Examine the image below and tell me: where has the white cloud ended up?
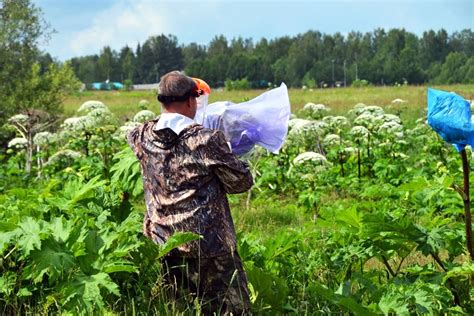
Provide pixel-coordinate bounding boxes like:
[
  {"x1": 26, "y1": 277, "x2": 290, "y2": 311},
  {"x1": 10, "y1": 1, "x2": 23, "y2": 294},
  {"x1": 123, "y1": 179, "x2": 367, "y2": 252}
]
[{"x1": 69, "y1": 0, "x2": 170, "y2": 56}]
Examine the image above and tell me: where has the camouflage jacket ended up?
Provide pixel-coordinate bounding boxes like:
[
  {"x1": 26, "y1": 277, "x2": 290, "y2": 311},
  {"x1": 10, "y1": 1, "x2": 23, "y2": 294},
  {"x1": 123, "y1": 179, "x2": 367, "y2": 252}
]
[{"x1": 128, "y1": 118, "x2": 253, "y2": 257}]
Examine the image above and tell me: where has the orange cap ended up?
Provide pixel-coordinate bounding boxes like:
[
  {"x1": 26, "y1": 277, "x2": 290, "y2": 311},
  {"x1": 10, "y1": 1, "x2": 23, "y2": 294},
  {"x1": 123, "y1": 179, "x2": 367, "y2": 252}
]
[{"x1": 193, "y1": 78, "x2": 211, "y2": 95}]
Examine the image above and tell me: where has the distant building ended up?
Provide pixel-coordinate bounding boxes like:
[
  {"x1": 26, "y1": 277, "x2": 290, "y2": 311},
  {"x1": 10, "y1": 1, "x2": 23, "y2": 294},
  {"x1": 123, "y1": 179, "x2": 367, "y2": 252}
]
[
  {"x1": 133, "y1": 83, "x2": 159, "y2": 91},
  {"x1": 90, "y1": 81, "x2": 124, "y2": 90}
]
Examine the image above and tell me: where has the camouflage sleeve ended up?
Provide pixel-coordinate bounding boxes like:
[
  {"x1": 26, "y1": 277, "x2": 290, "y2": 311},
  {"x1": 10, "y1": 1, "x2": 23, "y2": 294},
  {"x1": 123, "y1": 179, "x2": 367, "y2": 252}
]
[
  {"x1": 205, "y1": 130, "x2": 253, "y2": 194},
  {"x1": 127, "y1": 125, "x2": 143, "y2": 161}
]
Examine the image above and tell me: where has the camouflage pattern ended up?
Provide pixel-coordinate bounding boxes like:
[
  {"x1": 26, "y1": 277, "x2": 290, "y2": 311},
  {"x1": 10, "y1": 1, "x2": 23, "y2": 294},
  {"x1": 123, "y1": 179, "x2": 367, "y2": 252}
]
[
  {"x1": 127, "y1": 117, "x2": 253, "y2": 257},
  {"x1": 162, "y1": 251, "x2": 251, "y2": 315}
]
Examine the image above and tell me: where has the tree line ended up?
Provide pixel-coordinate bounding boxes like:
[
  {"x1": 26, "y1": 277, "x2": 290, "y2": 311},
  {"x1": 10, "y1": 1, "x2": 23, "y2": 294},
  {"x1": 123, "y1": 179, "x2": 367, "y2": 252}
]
[{"x1": 68, "y1": 29, "x2": 474, "y2": 88}]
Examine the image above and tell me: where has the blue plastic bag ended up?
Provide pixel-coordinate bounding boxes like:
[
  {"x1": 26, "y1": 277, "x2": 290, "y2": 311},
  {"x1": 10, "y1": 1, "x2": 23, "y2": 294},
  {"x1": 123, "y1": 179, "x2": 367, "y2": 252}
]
[
  {"x1": 427, "y1": 88, "x2": 473, "y2": 152},
  {"x1": 201, "y1": 83, "x2": 291, "y2": 156}
]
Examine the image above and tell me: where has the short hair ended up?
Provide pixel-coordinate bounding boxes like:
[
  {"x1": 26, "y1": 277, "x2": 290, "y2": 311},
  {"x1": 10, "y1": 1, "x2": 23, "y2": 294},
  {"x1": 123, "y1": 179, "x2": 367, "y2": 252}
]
[{"x1": 158, "y1": 71, "x2": 196, "y2": 98}]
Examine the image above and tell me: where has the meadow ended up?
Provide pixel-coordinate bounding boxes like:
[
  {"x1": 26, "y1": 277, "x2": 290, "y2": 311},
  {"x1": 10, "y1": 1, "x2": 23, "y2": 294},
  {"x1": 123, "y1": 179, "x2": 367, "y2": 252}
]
[
  {"x1": 1, "y1": 84, "x2": 474, "y2": 314},
  {"x1": 64, "y1": 84, "x2": 474, "y2": 120}
]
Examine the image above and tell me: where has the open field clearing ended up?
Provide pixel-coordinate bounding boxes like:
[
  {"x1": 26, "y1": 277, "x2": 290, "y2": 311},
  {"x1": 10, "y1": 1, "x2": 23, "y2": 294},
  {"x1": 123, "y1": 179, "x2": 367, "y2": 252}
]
[
  {"x1": 64, "y1": 84, "x2": 474, "y2": 121},
  {"x1": 3, "y1": 84, "x2": 474, "y2": 314}
]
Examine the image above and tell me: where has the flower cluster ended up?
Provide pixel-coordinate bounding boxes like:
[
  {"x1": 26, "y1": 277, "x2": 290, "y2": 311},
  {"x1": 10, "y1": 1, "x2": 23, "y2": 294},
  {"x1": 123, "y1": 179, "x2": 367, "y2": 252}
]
[
  {"x1": 378, "y1": 121, "x2": 403, "y2": 134},
  {"x1": 46, "y1": 149, "x2": 82, "y2": 165},
  {"x1": 323, "y1": 115, "x2": 349, "y2": 129},
  {"x1": 303, "y1": 103, "x2": 330, "y2": 119},
  {"x1": 118, "y1": 121, "x2": 142, "y2": 139},
  {"x1": 33, "y1": 132, "x2": 56, "y2": 146},
  {"x1": 62, "y1": 105, "x2": 115, "y2": 132},
  {"x1": 78, "y1": 100, "x2": 107, "y2": 113},
  {"x1": 8, "y1": 137, "x2": 28, "y2": 149},
  {"x1": 133, "y1": 110, "x2": 156, "y2": 123},
  {"x1": 350, "y1": 126, "x2": 369, "y2": 139},
  {"x1": 293, "y1": 151, "x2": 328, "y2": 165},
  {"x1": 8, "y1": 114, "x2": 29, "y2": 124},
  {"x1": 62, "y1": 116, "x2": 95, "y2": 131},
  {"x1": 323, "y1": 134, "x2": 340, "y2": 147},
  {"x1": 138, "y1": 99, "x2": 150, "y2": 110}
]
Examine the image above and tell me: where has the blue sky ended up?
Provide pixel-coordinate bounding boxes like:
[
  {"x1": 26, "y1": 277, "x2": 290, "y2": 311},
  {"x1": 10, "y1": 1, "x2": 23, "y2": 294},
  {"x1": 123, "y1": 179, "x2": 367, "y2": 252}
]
[{"x1": 34, "y1": 0, "x2": 473, "y2": 61}]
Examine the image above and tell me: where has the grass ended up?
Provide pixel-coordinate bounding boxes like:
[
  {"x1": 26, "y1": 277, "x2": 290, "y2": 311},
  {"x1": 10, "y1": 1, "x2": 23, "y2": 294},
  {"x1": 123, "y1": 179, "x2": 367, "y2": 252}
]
[
  {"x1": 63, "y1": 84, "x2": 474, "y2": 122},
  {"x1": 231, "y1": 194, "x2": 308, "y2": 240}
]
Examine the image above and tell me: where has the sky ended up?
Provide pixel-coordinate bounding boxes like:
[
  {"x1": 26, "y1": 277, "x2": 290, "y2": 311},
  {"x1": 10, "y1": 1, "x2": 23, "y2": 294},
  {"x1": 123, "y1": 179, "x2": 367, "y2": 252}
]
[{"x1": 34, "y1": 0, "x2": 473, "y2": 61}]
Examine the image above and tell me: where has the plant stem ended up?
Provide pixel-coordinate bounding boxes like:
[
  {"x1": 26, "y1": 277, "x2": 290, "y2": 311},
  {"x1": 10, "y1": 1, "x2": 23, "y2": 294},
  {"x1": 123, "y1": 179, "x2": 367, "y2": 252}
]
[
  {"x1": 460, "y1": 149, "x2": 474, "y2": 260},
  {"x1": 381, "y1": 255, "x2": 396, "y2": 278},
  {"x1": 357, "y1": 140, "x2": 361, "y2": 179}
]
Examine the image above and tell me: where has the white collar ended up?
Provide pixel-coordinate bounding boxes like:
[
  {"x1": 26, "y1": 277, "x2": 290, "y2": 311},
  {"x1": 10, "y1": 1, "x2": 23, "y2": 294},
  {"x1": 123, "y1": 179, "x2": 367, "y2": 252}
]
[{"x1": 153, "y1": 112, "x2": 195, "y2": 135}]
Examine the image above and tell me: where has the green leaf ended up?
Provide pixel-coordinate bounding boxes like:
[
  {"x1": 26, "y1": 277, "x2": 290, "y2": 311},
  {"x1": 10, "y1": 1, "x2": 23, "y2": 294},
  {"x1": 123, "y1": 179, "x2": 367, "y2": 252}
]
[
  {"x1": 158, "y1": 232, "x2": 201, "y2": 258},
  {"x1": 48, "y1": 217, "x2": 73, "y2": 243},
  {"x1": 443, "y1": 262, "x2": 474, "y2": 283},
  {"x1": 0, "y1": 230, "x2": 17, "y2": 255},
  {"x1": 103, "y1": 260, "x2": 138, "y2": 274},
  {"x1": 309, "y1": 282, "x2": 377, "y2": 315},
  {"x1": 25, "y1": 238, "x2": 75, "y2": 283},
  {"x1": 16, "y1": 217, "x2": 45, "y2": 256},
  {"x1": 62, "y1": 272, "x2": 120, "y2": 309},
  {"x1": 17, "y1": 288, "x2": 33, "y2": 297}
]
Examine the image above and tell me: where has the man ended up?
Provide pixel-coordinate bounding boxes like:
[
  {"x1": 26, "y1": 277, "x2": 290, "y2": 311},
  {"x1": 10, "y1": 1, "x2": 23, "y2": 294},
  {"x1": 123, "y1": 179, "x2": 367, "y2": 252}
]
[{"x1": 127, "y1": 71, "x2": 253, "y2": 314}]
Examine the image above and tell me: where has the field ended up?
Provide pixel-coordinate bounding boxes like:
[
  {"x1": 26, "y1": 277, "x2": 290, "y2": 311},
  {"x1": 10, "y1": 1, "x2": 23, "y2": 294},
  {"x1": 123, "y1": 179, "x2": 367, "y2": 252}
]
[
  {"x1": 2, "y1": 84, "x2": 474, "y2": 314},
  {"x1": 64, "y1": 84, "x2": 474, "y2": 120}
]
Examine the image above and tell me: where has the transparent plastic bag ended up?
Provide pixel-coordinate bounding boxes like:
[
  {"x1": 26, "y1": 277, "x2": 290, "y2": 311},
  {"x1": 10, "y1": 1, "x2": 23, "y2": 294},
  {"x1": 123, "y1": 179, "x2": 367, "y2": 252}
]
[{"x1": 200, "y1": 83, "x2": 291, "y2": 156}]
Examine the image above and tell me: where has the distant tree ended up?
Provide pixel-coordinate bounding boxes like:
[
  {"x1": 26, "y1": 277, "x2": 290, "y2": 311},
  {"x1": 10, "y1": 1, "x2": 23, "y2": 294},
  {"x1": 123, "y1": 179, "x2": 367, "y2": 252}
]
[
  {"x1": 0, "y1": 0, "x2": 49, "y2": 125},
  {"x1": 119, "y1": 45, "x2": 135, "y2": 82},
  {"x1": 140, "y1": 34, "x2": 183, "y2": 83},
  {"x1": 98, "y1": 46, "x2": 117, "y2": 81},
  {"x1": 433, "y1": 52, "x2": 469, "y2": 84}
]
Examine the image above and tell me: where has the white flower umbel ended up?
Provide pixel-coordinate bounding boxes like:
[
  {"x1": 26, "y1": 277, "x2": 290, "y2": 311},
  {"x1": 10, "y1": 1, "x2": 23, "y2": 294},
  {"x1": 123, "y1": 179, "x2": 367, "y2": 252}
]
[
  {"x1": 293, "y1": 152, "x2": 328, "y2": 165},
  {"x1": 323, "y1": 115, "x2": 349, "y2": 128},
  {"x1": 354, "y1": 113, "x2": 383, "y2": 129},
  {"x1": 360, "y1": 105, "x2": 384, "y2": 116},
  {"x1": 78, "y1": 100, "x2": 108, "y2": 113},
  {"x1": 382, "y1": 114, "x2": 402, "y2": 124},
  {"x1": 8, "y1": 114, "x2": 29, "y2": 124},
  {"x1": 378, "y1": 121, "x2": 403, "y2": 134},
  {"x1": 350, "y1": 126, "x2": 369, "y2": 138},
  {"x1": 304, "y1": 103, "x2": 328, "y2": 112},
  {"x1": 138, "y1": 99, "x2": 150, "y2": 109},
  {"x1": 33, "y1": 132, "x2": 56, "y2": 146},
  {"x1": 88, "y1": 107, "x2": 114, "y2": 125},
  {"x1": 288, "y1": 118, "x2": 312, "y2": 130},
  {"x1": 391, "y1": 98, "x2": 407, "y2": 104},
  {"x1": 303, "y1": 103, "x2": 330, "y2": 119},
  {"x1": 323, "y1": 134, "x2": 340, "y2": 147},
  {"x1": 133, "y1": 110, "x2": 156, "y2": 123},
  {"x1": 118, "y1": 121, "x2": 142, "y2": 138},
  {"x1": 62, "y1": 116, "x2": 95, "y2": 131},
  {"x1": 8, "y1": 137, "x2": 28, "y2": 149},
  {"x1": 47, "y1": 149, "x2": 82, "y2": 165}
]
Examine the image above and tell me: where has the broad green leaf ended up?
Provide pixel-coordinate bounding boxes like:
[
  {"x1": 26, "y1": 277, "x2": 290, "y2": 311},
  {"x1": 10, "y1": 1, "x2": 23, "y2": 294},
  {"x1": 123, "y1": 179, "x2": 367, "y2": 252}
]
[
  {"x1": 16, "y1": 217, "x2": 45, "y2": 256},
  {"x1": 103, "y1": 260, "x2": 138, "y2": 274},
  {"x1": 158, "y1": 232, "x2": 201, "y2": 258},
  {"x1": 0, "y1": 230, "x2": 17, "y2": 254},
  {"x1": 48, "y1": 216, "x2": 73, "y2": 243},
  {"x1": 443, "y1": 262, "x2": 474, "y2": 283},
  {"x1": 309, "y1": 282, "x2": 377, "y2": 315},
  {"x1": 17, "y1": 288, "x2": 33, "y2": 297},
  {"x1": 26, "y1": 238, "x2": 75, "y2": 283}
]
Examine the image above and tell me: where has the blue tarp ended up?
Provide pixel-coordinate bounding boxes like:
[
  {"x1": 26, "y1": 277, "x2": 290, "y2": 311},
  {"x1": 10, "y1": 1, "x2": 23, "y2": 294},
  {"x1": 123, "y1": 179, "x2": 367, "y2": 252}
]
[
  {"x1": 427, "y1": 88, "x2": 473, "y2": 152},
  {"x1": 91, "y1": 82, "x2": 124, "y2": 90}
]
